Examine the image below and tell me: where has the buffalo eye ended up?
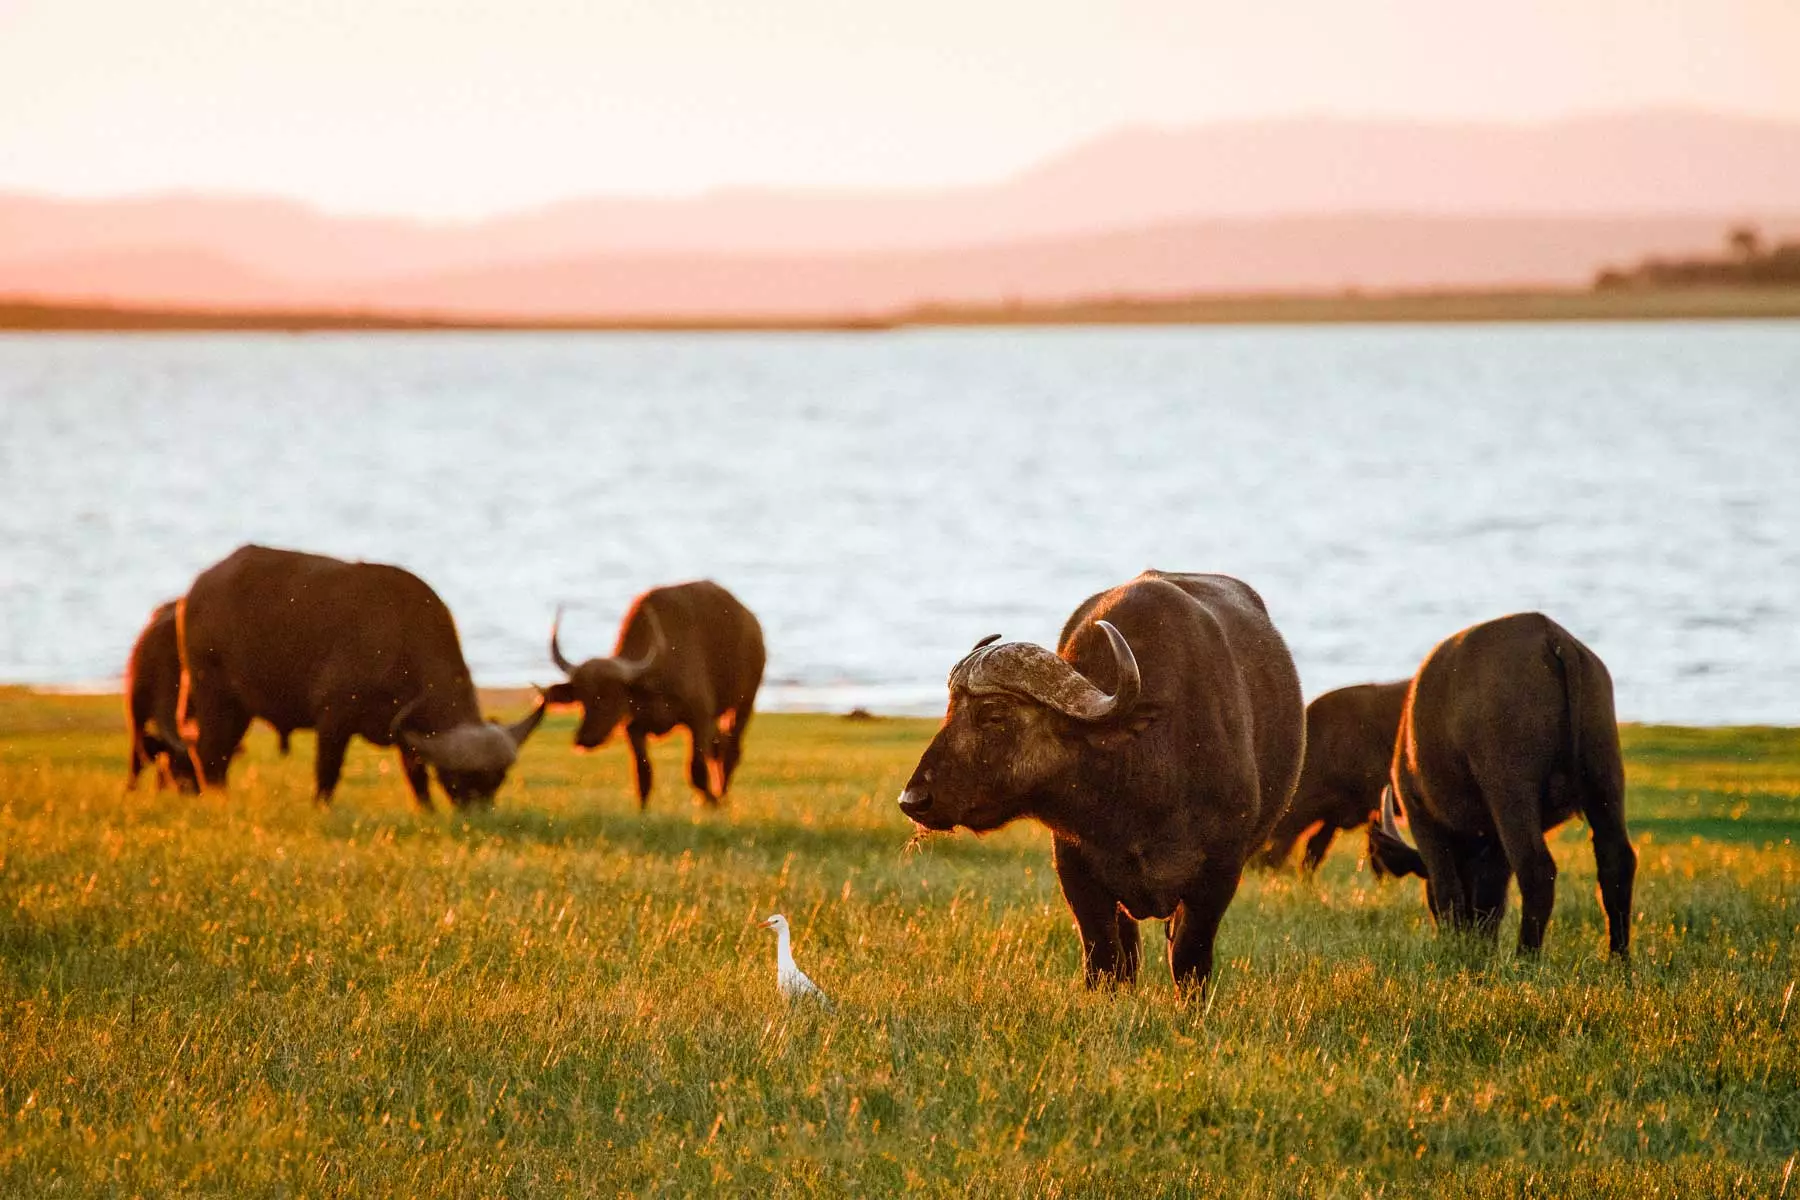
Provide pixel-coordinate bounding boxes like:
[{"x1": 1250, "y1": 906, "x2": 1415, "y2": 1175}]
[{"x1": 975, "y1": 700, "x2": 1012, "y2": 729}]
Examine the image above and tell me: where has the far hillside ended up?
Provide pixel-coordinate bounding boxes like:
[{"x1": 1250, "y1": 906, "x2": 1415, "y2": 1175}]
[{"x1": 5, "y1": 111, "x2": 1800, "y2": 319}]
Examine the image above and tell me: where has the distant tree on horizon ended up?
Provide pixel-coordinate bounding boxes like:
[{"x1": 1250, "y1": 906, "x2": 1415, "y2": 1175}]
[
  {"x1": 1595, "y1": 223, "x2": 1800, "y2": 291},
  {"x1": 1727, "y1": 224, "x2": 1763, "y2": 261}
]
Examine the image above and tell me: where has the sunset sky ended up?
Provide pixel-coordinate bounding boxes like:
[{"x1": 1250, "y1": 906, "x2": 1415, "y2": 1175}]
[{"x1": 4, "y1": 0, "x2": 1798, "y2": 218}]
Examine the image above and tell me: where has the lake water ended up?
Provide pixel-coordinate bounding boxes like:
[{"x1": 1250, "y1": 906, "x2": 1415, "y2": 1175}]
[{"x1": 1, "y1": 323, "x2": 1796, "y2": 723}]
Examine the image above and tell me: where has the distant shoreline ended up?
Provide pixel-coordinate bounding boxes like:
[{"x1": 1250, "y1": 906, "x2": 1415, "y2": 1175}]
[
  {"x1": 0, "y1": 300, "x2": 895, "y2": 333},
  {"x1": 4, "y1": 287, "x2": 1799, "y2": 332},
  {"x1": 1, "y1": 686, "x2": 1786, "y2": 729}
]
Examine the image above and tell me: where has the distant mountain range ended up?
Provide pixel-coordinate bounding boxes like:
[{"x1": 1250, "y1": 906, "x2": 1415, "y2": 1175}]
[{"x1": 4, "y1": 111, "x2": 1798, "y2": 319}]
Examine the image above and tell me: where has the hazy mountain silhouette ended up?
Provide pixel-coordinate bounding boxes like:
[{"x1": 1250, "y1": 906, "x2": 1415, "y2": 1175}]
[
  {"x1": 0, "y1": 246, "x2": 300, "y2": 308},
  {"x1": 3, "y1": 111, "x2": 1798, "y2": 315},
  {"x1": 329, "y1": 215, "x2": 1800, "y2": 320}
]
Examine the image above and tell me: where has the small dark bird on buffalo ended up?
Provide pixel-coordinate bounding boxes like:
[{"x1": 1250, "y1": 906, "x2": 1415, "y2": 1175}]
[
  {"x1": 177, "y1": 545, "x2": 545, "y2": 808},
  {"x1": 541, "y1": 580, "x2": 765, "y2": 807},
  {"x1": 1256, "y1": 680, "x2": 1409, "y2": 872},
  {"x1": 898, "y1": 571, "x2": 1304, "y2": 995},
  {"x1": 1369, "y1": 612, "x2": 1635, "y2": 959}
]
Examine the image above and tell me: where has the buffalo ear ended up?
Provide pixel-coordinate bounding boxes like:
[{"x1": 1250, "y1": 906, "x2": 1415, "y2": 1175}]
[
  {"x1": 1367, "y1": 824, "x2": 1428, "y2": 880},
  {"x1": 540, "y1": 682, "x2": 578, "y2": 706},
  {"x1": 1081, "y1": 701, "x2": 1166, "y2": 748}
]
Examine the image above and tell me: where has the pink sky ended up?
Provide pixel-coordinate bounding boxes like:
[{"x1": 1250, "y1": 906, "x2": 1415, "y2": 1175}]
[{"x1": 3, "y1": 0, "x2": 1798, "y2": 218}]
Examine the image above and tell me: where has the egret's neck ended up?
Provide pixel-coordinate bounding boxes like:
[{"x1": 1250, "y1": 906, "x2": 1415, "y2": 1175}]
[{"x1": 775, "y1": 926, "x2": 795, "y2": 969}]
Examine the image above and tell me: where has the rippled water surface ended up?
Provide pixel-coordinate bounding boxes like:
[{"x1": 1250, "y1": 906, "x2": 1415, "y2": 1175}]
[{"x1": 1, "y1": 323, "x2": 1796, "y2": 721}]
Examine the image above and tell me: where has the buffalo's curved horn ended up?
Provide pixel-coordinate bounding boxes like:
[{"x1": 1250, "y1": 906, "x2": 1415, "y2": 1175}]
[
  {"x1": 609, "y1": 604, "x2": 667, "y2": 683},
  {"x1": 504, "y1": 699, "x2": 549, "y2": 748},
  {"x1": 952, "y1": 620, "x2": 1141, "y2": 724},
  {"x1": 549, "y1": 606, "x2": 577, "y2": 675},
  {"x1": 404, "y1": 722, "x2": 519, "y2": 773},
  {"x1": 389, "y1": 695, "x2": 425, "y2": 741},
  {"x1": 1079, "y1": 621, "x2": 1141, "y2": 722},
  {"x1": 1378, "y1": 784, "x2": 1414, "y2": 847},
  {"x1": 971, "y1": 633, "x2": 1002, "y2": 652}
]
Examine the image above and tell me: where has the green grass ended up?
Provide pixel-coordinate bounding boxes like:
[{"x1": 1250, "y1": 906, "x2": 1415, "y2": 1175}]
[{"x1": 1, "y1": 688, "x2": 1796, "y2": 1197}]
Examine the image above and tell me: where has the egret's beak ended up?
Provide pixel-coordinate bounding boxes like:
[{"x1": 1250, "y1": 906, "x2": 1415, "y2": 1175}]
[{"x1": 759, "y1": 917, "x2": 776, "y2": 928}]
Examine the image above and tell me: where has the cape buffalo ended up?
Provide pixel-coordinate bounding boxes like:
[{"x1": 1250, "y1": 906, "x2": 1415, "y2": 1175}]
[
  {"x1": 177, "y1": 545, "x2": 545, "y2": 808},
  {"x1": 542, "y1": 580, "x2": 765, "y2": 806},
  {"x1": 126, "y1": 601, "x2": 199, "y2": 793},
  {"x1": 1369, "y1": 612, "x2": 1635, "y2": 958},
  {"x1": 1256, "y1": 680, "x2": 1408, "y2": 871},
  {"x1": 897, "y1": 571, "x2": 1305, "y2": 993}
]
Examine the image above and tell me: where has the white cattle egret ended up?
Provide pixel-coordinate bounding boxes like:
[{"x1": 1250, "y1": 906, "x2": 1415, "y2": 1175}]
[{"x1": 759, "y1": 914, "x2": 830, "y2": 1006}]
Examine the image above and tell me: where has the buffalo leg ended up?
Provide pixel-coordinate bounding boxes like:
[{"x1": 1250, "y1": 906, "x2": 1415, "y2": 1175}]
[
  {"x1": 188, "y1": 692, "x2": 251, "y2": 790},
  {"x1": 627, "y1": 726, "x2": 654, "y2": 808},
  {"x1": 1115, "y1": 909, "x2": 1141, "y2": 980},
  {"x1": 1464, "y1": 841, "x2": 1513, "y2": 942},
  {"x1": 1586, "y1": 802, "x2": 1637, "y2": 959},
  {"x1": 163, "y1": 739, "x2": 201, "y2": 795},
  {"x1": 1301, "y1": 821, "x2": 1341, "y2": 872},
  {"x1": 1256, "y1": 810, "x2": 1314, "y2": 870},
  {"x1": 127, "y1": 736, "x2": 148, "y2": 791},
  {"x1": 1489, "y1": 790, "x2": 1557, "y2": 956},
  {"x1": 719, "y1": 705, "x2": 753, "y2": 794},
  {"x1": 1053, "y1": 838, "x2": 1135, "y2": 986},
  {"x1": 685, "y1": 718, "x2": 721, "y2": 805},
  {"x1": 145, "y1": 739, "x2": 177, "y2": 792},
  {"x1": 1169, "y1": 860, "x2": 1244, "y2": 994},
  {"x1": 1408, "y1": 814, "x2": 1473, "y2": 933},
  {"x1": 313, "y1": 724, "x2": 354, "y2": 804},
  {"x1": 398, "y1": 746, "x2": 433, "y2": 811}
]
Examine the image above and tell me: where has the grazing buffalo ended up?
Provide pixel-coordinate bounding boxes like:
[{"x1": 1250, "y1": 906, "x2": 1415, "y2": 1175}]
[
  {"x1": 897, "y1": 571, "x2": 1304, "y2": 992},
  {"x1": 126, "y1": 601, "x2": 200, "y2": 793},
  {"x1": 177, "y1": 545, "x2": 545, "y2": 807},
  {"x1": 1369, "y1": 612, "x2": 1635, "y2": 958},
  {"x1": 542, "y1": 580, "x2": 765, "y2": 806},
  {"x1": 1256, "y1": 680, "x2": 1409, "y2": 871}
]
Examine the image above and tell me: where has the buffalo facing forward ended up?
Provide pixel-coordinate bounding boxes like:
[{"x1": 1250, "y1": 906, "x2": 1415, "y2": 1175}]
[
  {"x1": 543, "y1": 580, "x2": 766, "y2": 806},
  {"x1": 1370, "y1": 612, "x2": 1635, "y2": 958},
  {"x1": 126, "y1": 601, "x2": 199, "y2": 793},
  {"x1": 177, "y1": 545, "x2": 545, "y2": 807},
  {"x1": 898, "y1": 571, "x2": 1304, "y2": 992},
  {"x1": 1256, "y1": 680, "x2": 1408, "y2": 871}
]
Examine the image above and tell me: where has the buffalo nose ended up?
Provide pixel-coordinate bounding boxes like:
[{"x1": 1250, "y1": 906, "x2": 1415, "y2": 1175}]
[{"x1": 897, "y1": 788, "x2": 933, "y2": 820}]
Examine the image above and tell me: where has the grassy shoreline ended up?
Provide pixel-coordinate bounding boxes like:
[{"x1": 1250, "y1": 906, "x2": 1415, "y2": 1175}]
[
  {"x1": 2, "y1": 688, "x2": 1796, "y2": 1195},
  {"x1": 4, "y1": 286, "x2": 1799, "y2": 333}
]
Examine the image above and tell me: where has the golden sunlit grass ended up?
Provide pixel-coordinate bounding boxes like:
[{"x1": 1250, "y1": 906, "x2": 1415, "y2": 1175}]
[{"x1": 2, "y1": 689, "x2": 1796, "y2": 1196}]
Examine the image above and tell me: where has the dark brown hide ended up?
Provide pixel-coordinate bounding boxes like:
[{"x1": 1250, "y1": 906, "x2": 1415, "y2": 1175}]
[
  {"x1": 177, "y1": 545, "x2": 545, "y2": 808},
  {"x1": 125, "y1": 601, "x2": 199, "y2": 793},
  {"x1": 1370, "y1": 612, "x2": 1635, "y2": 958},
  {"x1": 900, "y1": 571, "x2": 1305, "y2": 993},
  {"x1": 1256, "y1": 680, "x2": 1408, "y2": 871},
  {"x1": 543, "y1": 580, "x2": 765, "y2": 806}
]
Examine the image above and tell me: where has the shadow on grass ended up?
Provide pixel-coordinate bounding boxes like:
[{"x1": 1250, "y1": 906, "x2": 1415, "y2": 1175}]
[
  {"x1": 1623, "y1": 725, "x2": 1800, "y2": 765},
  {"x1": 1631, "y1": 816, "x2": 1797, "y2": 846},
  {"x1": 312, "y1": 801, "x2": 1038, "y2": 872}
]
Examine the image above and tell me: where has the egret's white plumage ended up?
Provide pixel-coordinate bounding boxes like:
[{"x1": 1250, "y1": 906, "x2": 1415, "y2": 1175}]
[{"x1": 760, "y1": 914, "x2": 830, "y2": 1006}]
